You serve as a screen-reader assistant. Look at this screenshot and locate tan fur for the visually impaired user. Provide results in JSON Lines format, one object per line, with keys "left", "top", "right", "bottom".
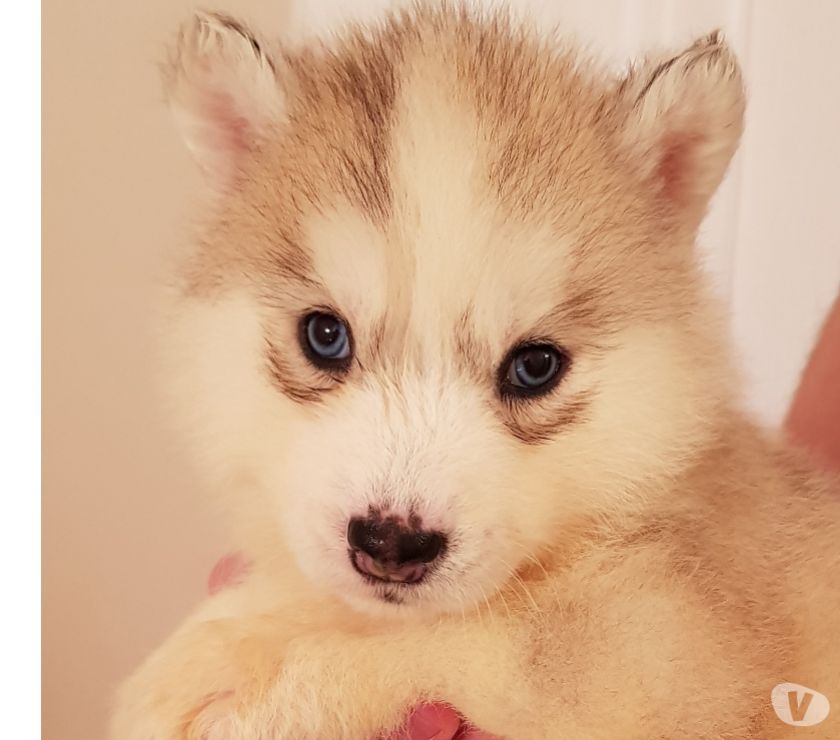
{"left": 113, "top": 6, "right": 840, "bottom": 739}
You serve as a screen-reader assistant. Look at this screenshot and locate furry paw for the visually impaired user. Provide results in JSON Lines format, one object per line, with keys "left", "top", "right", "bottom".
{"left": 111, "top": 672, "right": 241, "bottom": 740}
{"left": 110, "top": 620, "right": 281, "bottom": 740}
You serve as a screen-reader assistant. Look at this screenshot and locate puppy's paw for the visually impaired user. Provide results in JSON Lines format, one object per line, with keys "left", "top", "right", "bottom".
{"left": 110, "top": 620, "right": 281, "bottom": 740}
{"left": 111, "top": 670, "right": 240, "bottom": 740}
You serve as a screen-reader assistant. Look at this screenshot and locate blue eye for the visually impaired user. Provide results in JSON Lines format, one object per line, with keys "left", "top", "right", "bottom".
{"left": 503, "top": 344, "right": 568, "bottom": 397}
{"left": 302, "top": 312, "right": 352, "bottom": 367}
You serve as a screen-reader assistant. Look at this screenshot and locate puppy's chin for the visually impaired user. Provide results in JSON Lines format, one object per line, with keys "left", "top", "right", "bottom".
{"left": 317, "top": 562, "right": 455, "bottom": 621}
{"left": 329, "top": 558, "right": 516, "bottom": 623}
{"left": 304, "top": 554, "right": 477, "bottom": 621}
{"left": 337, "top": 584, "right": 438, "bottom": 621}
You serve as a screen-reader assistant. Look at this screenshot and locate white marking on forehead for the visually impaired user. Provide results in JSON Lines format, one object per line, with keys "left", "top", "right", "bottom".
{"left": 389, "top": 56, "right": 576, "bottom": 358}
{"left": 389, "top": 59, "right": 485, "bottom": 347}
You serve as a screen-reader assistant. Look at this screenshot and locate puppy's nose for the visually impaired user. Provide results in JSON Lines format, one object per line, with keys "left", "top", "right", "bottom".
{"left": 347, "top": 516, "right": 446, "bottom": 584}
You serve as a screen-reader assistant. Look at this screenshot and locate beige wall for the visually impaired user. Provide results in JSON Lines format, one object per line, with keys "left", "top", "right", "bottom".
{"left": 43, "top": 1, "right": 839, "bottom": 739}
{"left": 42, "top": 1, "right": 286, "bottom": 738}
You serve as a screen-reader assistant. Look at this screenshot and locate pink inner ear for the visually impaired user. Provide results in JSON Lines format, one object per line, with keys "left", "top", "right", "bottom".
{"left": 657, "top": 129, "right": 704, "bottom": 207}
{"left": 203, "top": 89, "right": 252, "bottom": 171}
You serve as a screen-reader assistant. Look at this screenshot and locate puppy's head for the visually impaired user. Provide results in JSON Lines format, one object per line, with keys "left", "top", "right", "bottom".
{"left": 161, "top": 10, "right": 744, "bottom": 617}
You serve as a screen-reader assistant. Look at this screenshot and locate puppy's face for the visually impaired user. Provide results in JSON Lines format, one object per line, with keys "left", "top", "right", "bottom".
{"left": 163, "top": 11, "right": 743, "bottom": 616}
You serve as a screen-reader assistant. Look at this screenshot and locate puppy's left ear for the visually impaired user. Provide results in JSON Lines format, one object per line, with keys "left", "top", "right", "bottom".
{"left": 617, "top": 32, "right": 745, "bottom": 227}
{"left": 162, "top": 12, "right": 286, "bottom": 190}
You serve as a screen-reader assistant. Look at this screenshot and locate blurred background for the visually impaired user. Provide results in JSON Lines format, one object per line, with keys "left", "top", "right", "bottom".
{"left": 42, "top": 1, "right": 840, "bottom": 738}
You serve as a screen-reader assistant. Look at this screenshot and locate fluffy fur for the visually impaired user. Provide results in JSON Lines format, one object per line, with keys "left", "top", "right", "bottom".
{"left": 113, "top": 6, "right": 840, "bottom": 738}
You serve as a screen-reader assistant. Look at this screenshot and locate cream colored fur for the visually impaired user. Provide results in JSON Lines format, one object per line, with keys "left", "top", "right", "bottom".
{"left": 112, "top": 7, "right": 840, "bottom": 739}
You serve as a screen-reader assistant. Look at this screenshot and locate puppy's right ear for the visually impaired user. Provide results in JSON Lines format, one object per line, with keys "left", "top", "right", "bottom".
{"left": 163, "top": 12, "right": 285, "bottom": 189}
{"left": 615, "top": 32, "right": 745, "bottom": 229}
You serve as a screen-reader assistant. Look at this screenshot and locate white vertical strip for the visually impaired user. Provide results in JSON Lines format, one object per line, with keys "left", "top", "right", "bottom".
{"left": 729, "top": 0, "right": 840, "bottom": 426}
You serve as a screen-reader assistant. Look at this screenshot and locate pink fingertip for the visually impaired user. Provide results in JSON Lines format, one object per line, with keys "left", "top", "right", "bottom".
{"left": 407, "top": 703, "right": 462, "bottom": 740}
{"left": 382, "top": 702, "right": 462, "bottom": 740}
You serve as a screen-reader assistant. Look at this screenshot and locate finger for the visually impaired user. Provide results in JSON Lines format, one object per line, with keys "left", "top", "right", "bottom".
{"left": 207, "top": 551, "right": 251, "bottom": 594}
{"left": 383, "top": 702, "right": 462, "bottom": 740}
{"left": 406, "top": 703, "right": 462, "bottom": 740}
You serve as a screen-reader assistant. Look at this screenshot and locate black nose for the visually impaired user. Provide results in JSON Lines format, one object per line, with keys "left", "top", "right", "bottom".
{"left": 347, "top": 516, "right": 446, "bottom": 583}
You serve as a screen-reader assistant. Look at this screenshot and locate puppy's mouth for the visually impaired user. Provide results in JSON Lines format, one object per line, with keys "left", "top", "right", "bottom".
{"left": 348, "top": 550, "right": 433, "bottom": 604}
{"left": 350, "top": 550, "right": 429, "bottom": 583}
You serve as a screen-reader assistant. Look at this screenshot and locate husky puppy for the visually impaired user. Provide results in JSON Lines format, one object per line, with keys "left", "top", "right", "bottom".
{"left": 112, "top": 6, "right": 840, "bottom": 739}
